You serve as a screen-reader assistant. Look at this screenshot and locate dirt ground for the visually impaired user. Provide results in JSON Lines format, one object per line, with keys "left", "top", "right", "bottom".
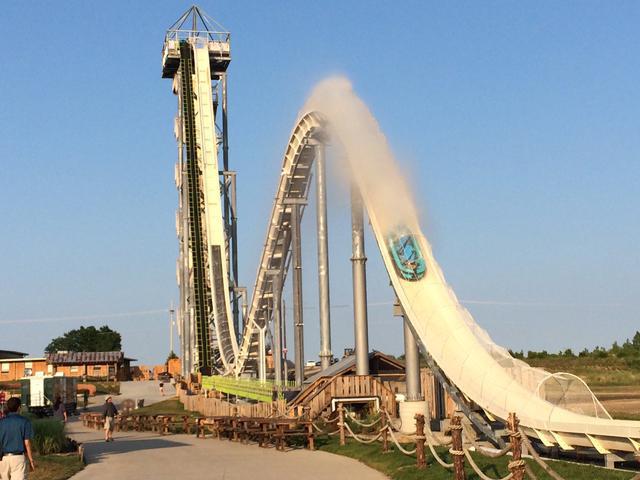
{"left": 593, "top": 386, "right": 640, "bottom": 420}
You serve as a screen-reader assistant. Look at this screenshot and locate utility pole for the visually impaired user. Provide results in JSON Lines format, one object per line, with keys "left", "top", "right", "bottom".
{"left": 169, "top": 301, "right": 176, "bottom": 354}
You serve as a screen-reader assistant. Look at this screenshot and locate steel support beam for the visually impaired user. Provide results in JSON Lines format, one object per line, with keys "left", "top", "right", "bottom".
{"left": 315, "top": 145, "right": 332, "bottom": 370}
{"left": 282, "top": 299, "right": 289, "bottom": 382}
{"left": 403, "top": 319, "right": 422, "bottom": 401}
{"left": 220, "top": 72, "right": 240, "bottom": 343}
{"left": 394, "top": 299, "right": 422, "bottom": 400}
{"left": 291, "top": 204, "right": 305, "bottom": 386}
{"left": 350, "top": 186, "right": 370, "bottom": 376}
{"left": 271, "top": 272, "right": 283, "bottom": 385}
{"left": 230, "top": 172, "right": 240, "bottom": 340}
{"left": 258, "top": 327, "right": 267, "bottom": 383}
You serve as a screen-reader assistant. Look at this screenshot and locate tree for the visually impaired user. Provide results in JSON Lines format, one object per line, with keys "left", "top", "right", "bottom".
{"left": 166, "top": 350, "right": 178, "bottom": 365}
{"left": 46, "top": 326, "right": 122, "bottom": 353}
{"left": 633, "top": 331, "right": 640, "bottom": 349}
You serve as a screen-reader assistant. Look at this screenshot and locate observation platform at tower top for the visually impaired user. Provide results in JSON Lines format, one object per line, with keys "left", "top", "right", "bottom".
{"left": 162, "top": 5, "right": 231, "bottom": 79}
{"left": 162, "top": 37, "right": 231, "bottom": 79}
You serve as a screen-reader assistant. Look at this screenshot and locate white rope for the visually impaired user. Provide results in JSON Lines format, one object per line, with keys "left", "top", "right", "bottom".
{"left": 343, "top": 422, "right": 386, "bottom": 444}
{"left": 385, "top": 424, "right": 417, "bottom": 455}
{"left": 319, "top": 414, "right": 340, "bottom": 424}
{"left": 426, "top": 438, "right": 454, "bottom": 468}
{"left": 472, "top": 441, "right": 512, "bottom": 458}
{"left": 464, "top": 448, "right": 513, "bottom": 480}
{"left": 346, "top": 415, "right": 382, "bottom": 428}
{"left": 312, "top": 421, "right": 340, "bottom": 436}
{"left": 426, "top": 428, "right": 453, "bottom": 446}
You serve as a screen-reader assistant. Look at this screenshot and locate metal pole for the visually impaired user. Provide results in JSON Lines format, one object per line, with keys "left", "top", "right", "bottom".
{"left": 403, "top": 319, "right": 422, "bottom": 401}
{"left": 258, "top": 327, "right": 266, "bottom": 383}
{"left": 315, "top": 145, "right": 332, "bottom": 370}
{"left": 169, "top": 302, "right": 175, "bottom": 353}
{"left": 272, "top": 273, "right": 283, "bottom": 385}
{"left": 282, "top": 299, "right": 289, "bottom": 382}
{"left": 291, "top": 204, "right": 305, "bottom": 386}
{"left": 221, "top": 74, "right": 240, "bottom": 341}
{"left": 230, "top": 172, "right": 240, "bottom": 340}
{"left": 351, "top": 186, "right": 370, "bottom": 376}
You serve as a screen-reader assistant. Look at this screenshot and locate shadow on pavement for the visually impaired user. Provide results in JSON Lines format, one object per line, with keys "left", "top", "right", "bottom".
{"left": 83, "top": 437, "right": 191, "bottom": 464}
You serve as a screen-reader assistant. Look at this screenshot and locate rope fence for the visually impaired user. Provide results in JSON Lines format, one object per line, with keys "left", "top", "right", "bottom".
{"left": 309, "top": 405, "right": 590, "bottom": 480}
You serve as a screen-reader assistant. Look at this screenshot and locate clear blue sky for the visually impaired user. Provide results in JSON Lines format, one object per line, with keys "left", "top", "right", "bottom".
{"left": 0, "top": 2, "right": 638, "bottom": 365}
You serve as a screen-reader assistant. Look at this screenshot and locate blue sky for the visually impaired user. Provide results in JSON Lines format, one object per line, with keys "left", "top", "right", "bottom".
{"left": 0, "top": 1, "right": 638, "bottom": 365}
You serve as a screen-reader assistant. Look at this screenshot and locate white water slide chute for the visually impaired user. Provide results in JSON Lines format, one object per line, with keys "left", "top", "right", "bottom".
{"left": 163, "top": 7, "right": 640, "bottom": 455}
{"left": 232, "top": 79, "right": 640, "bottom": 454}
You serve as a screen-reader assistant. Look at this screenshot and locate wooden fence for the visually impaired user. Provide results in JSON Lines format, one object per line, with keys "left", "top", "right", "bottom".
{"left": 179, "top": 388, "right": 288, "bottom": 418}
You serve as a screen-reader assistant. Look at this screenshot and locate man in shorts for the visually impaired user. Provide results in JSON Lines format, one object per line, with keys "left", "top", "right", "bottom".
{"left": 0, "top": 397, "right": 36, "bottom": 479}
{"left": 102, "top": 396, "right": 118, "bottom": 442}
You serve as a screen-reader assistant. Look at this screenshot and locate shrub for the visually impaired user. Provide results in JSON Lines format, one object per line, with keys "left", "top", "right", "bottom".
{"left": 32, "top": 419, "right": 73, "bottom": 455}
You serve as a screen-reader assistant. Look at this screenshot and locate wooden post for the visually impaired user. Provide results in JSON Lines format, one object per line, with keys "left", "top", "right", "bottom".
{"left": 508, "top": 413, "right": 526, "bottom": 480}
{"left": 232, "top": 407, "right": 239, "bottom": 442}
{"left": 382, "top": 425, "right": 389, "bottom": 453}
{"left": 450, "top": 415, "right": 466, "bottom": 480}
{"left": 183, "top": 415, "right": 189, "bottom": 434}
{"left": 338, "top": 402, "right": 346, "bottom": 446}
{"left": 163, "top": 416, "right": 170, "bottom": 435}
{"left": 415, "top": 413, "right": 427, "bottom": 469}
{"left": 307, "top": 421, "right": 315, "bottom": 450}
{"left": 196, "top": 418, "right": 203, "bottom": 438}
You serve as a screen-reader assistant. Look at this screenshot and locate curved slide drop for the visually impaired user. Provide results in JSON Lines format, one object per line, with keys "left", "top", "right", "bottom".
{"left": 237, "top": 77, "right": 640, "bottom": 454}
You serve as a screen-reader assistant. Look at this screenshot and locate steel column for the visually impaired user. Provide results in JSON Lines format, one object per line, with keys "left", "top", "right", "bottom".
{"left": 230, "top": 172, "right": 240, "bottom": 339}
{"left": 272, "top": 273, "right": 283, "bottom": 385}
{"left": 282, "top": 298, "right": 289, "bottom": 382}
{"left": 291, "top": 205, "right": 305, "bottom": 386}
{"left": 350, "top": 186, "right": 370, "bottom": 376}
{"left": 403, "top": 319, "right": 422, "bottom": 400}
{"left": 258, "top": 327, "right": 267, "bottom": 383}
{"left": 315, "top": 145, "right": 332, "bottom": 370}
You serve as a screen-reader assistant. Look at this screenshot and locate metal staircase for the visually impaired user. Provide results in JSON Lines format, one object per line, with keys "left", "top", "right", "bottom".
{"left": 179, "top": 42, "right": 213, "bottom": 373}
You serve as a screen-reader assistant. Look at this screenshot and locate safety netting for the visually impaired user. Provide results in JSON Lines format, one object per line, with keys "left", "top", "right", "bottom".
{"left": 459, "top": 309, "right": 611, "bottom": 420}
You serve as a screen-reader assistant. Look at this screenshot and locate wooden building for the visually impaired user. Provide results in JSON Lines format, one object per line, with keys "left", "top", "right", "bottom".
{"left": 0, "top": 357, "right": 49, "bottom": 382}
{"left": 45, "top": 352, "right": 135, "bottom": 381}
{"left": 292, "top": 350, "right": 455, "bottom": 420}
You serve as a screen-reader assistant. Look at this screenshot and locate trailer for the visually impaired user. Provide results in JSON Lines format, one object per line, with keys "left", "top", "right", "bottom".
{"left": 20, "top": 375, "right": 78, "bottom": 417}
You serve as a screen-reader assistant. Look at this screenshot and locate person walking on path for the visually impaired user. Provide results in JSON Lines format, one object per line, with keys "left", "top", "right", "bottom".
{"left": 52, "top": 397, "right": 67, "bottom": 423}
{"left": 0, "top": 397, "right": 36, "bottom": 479}
{"left": 158, "top": 382, "right": 164, "bottom": 397}
{"left": 102, "top": 396, "right": 118, "bottom": 443}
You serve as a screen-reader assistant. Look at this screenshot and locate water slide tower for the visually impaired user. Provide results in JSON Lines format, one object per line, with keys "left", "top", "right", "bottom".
{"left": 162, "top": 6, "right": 241, "bottom": 376}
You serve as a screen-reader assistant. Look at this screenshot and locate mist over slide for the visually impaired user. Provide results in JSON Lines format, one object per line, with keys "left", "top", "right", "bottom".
{"left": 303, "top": 77, "right": 420, "bottom": 235}
{"left": 297, "top": 76, "right": 640, "bottom": 448}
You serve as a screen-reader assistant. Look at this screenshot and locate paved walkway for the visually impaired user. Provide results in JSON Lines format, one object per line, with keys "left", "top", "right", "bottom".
{"left": 68, "top": 383, "right": 386, "bottom": 480}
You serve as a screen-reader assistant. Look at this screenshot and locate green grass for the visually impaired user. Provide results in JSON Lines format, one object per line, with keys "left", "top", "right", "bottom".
{"left": 317, "top": 436, "right": 636, "bottom": 480}
{"left": 131, "top": 398, "right": 196, "bottom": 417}
{"left": 32, "top": 454, "right": 84, "bottom": 480}
{"left": 527, "top": 357, "right": 640, "bottom": 387}
{"left": 92, "top": 381, "right": 120, "bottom": 395}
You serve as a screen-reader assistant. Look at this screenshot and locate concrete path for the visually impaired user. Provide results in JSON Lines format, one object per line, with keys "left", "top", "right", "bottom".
{"left": 68, "top": 383, "right": 387, "bottom": 480}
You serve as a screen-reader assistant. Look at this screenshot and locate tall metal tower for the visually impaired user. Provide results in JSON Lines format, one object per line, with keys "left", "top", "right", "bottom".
{"left": 162, "top": 6, "right": 240, "bottom": 376}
